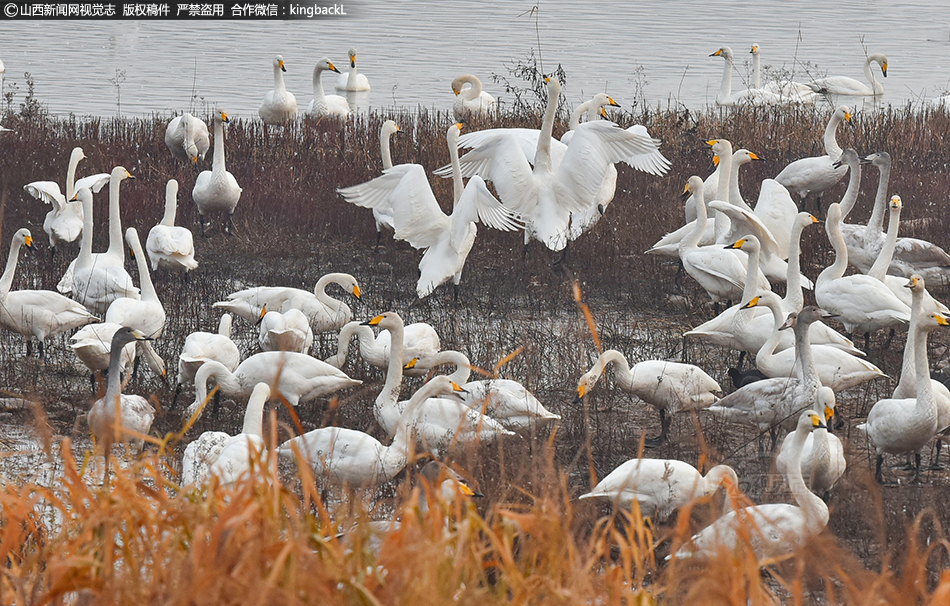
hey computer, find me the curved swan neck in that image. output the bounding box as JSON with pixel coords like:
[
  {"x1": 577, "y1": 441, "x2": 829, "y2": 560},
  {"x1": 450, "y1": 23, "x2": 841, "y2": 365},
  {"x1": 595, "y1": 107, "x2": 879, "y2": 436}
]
[
  {"x1": 534, "y1": 79, "x2": 560, "y2": 173},
  {"x1": 864, "y1": 56, "x2": 882, "y2": 94},
  {"x1": 329, "y1": 321, "x2": 361, "y2": 365},
  {"x1": 380, "y1": 127, "x2": 394, "y2": 170},
  {"x1": 195, "y1": 361, "x2": 243, "y2": 404},
  {"x1": 448, "y1": 126, "x2": 464, "y2": 207},
  {"x1": 783, "y1": 217, "x2": 808, "y2": 311},
  {"x1": 314, "y1": 275, "x2": 345, "y2": 312},
  {"x1": 569, "y1": 101, "x2": 590, "y2": 130},
  {"x1": 682, "y1": 180, "x2": 707, "y2": 251},
  {"x1": 823, "y1": 111, "x2": 845, "y2": 159},
  {"x1": 242, "y1": 389, "x2": 267, "y2": 437},
  {"x1": 0, "y1": 236, "x2": 23, "y2": 296},
  {"x1": 728, "y1": 153, "x2": 753, "y2": 212},
  {"x1": 597, "y1": 350, "x2": 633, "y2": 390},
  {"x1": 65, "y1": 148, "x2": 83, "y2": 200},
  {"x1": 756, "y1": 295, "x2": 787, "y2": 364},
  {"x1": 161, "y1": 180, "x2": 179, "y2": 226},
  {"x1": 819, "y1": 206, "x2": 849, "y2": 282},
  {"x1": 866, "y1": 157, "x2": 891, "y2": 237},
  {"x1": 127, "y1": 229, "x2": 157, "y2": 303},
  {"x1": 838, "y1": 155, "x2": 861, "y2": 219},
  {"x1": 787, "y1": 422, "x2": 829, "y2": 526},
  {"x1": 868, "y1": 202, "x2": 900, "y2": 280},
  {"x1": 424, "y1": 350, "x2": 472, "y2": 384},
  {"x1": 218, "y1": 314, "x2": 233, "y2": 337},
  {"x1": 376, "y1": 318, "x2": 406, "y2": 415},
  {"x1": 212, "y1": 115, "x2": 226, "y2": 173},
  {"x1": 312, "y1": 66, "x2": 326, "y2": 101}
]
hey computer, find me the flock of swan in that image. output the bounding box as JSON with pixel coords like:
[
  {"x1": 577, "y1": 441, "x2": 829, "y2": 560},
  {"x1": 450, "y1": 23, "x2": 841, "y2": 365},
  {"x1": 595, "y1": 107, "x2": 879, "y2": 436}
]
[{"x1": 3, "y1": 44, "x2": 950, "y2": 567}]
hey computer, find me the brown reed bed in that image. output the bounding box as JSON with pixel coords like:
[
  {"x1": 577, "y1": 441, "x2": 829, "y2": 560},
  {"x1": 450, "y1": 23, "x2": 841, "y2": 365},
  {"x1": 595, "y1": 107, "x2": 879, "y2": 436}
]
[{"x1": 2, "y1": 100, "x2": 950, "y2": 603}]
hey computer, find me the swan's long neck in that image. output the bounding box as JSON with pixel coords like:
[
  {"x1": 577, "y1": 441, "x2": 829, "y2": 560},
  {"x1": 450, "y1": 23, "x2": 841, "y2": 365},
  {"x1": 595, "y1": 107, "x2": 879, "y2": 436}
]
[
  {"x1": 786, "y1": 423, "x2": 830, "y2": 527},
  {"x1": 375, "y1": 320, "x2": 406, "y2": 417},
  {"x1": 386, "y1": 380, "x2": 450, "y2": 479},
  {"x1": 312, "y1": 67, "x2": 327, "y2": 102},
  {"x1": 212, "y1": 117, "x2": 226, "y2": 175},
  {"x1": 868, "y1": 203, "x2": 900, "y2": 281},
  {"x1": 534, "y1": 79, "x2": 560, "y2": 174},
  {"x1": 346, "y1": 62, "x2": 359, "y2": 89},
  {"x1": 218, "y1": 314, "x2": 233, "y2": 337},
  {"x1": 242, "y1": 391, "x2": 267, "y2": 437},
  {"x1": 327, "y1": 322, "x2": 360, "y2": 367},
  {"x1": 783, "y1": 218, "x2": 807, "y2": 312},
  {"x1": 739, "y1": 242, "x2": 760, "y2": 304},
  {"x1": 426, "y1": 350, "x2": 472, "y2": 384},
  {"x1": 756, "y1": 295, "x2": 787, "y2": 366},
  {"x1": 597, "y1": 350, "x2": 634, "y2": 391},
  {"x1": 380, "y1": 129, "x2": 394, "y2": 170},
  {"x1": 728, "y1": 155, "x2": 753, "y2": 212},
  {"x1": 129, "y1": 231, "x2": 158, "y2": 304},
  {"x1": 76, "y1": 192, "x2": 94, "y2": 269},
  {"x1": 104, "y1": 336, "x2": 128, "y2": 414},
  {"x1": 751, "y1": 50, "x2": 761, "y2": 89},
  {"x1": 838, "y1": 156, "x2": 861, "y2": 220},
  {"x1": 823, "y1": 111, "x2": 844, "y2": 160},
  {"x1": 794, "y1": 315, "x2": 820, "y2": 388},
  {"x1": 864, "y1": 57, "x2": 882, "y2": 94},
  {"x1": 702, "y1": 465, "x2": 740, "y2": 512},
  {"x1": 718, "y1": 54, "x2": 733, "y2": 101},
  {"x1": 819, "y1": 208, "x2": 849, "y2": 283},
  {"x1": 161, "y1": 182, "x2": 178, "y2": 226},
  {"x1": 0, "y1": 237, "x2": 23, "y2": 297},
  {"x1": 314, "y1": 275, "x2": 344, "y2": 313},
  {"x1": 460, "y1": 76, "x2": 481, "y2": 101},
  {"x1": 865, "y1": 159, "x2": 891, "y2": 239},
  {"x1": 569, "y1": 101, "x2": 590, "y2": 130},
  {"x1": 713, "y1": 144, "x2": 733, "y2": 239},
  {"x1": 106, "y1": 175, "x2": 124, "y2": 258},
  {"x1": 682, "y1": 184, "x2": 708, "y2": 251},
  {"x1": 894, "y1": 284, "x2": 923, "y2": 399},
  {"x1": 65, "y1": 149, "x2": 83, "y2": 200},
  {"x1": 273, "y1": 62, "x2": 286, "y2": 92},
  {"x1": 448, "y1": 127, "x2": 464, "y2": 208},
  {"x1": 912, "y1": 300, "x2": 937, "y2": 425},
  {"x1": 195, "y1": 361, "x2": 244, "y2": 408}
]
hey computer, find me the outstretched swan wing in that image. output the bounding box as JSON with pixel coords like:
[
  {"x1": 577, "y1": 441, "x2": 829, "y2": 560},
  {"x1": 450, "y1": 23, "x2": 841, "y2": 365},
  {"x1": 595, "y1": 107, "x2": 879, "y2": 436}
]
[
  {"x1": 24, "y1": 181, "x2": 66, "y2": 209},
  {"x1": 449, "y1": 176, "x2": 523, "y2": 250},
  {"x1": 75, "y1": 173, "x2": 111, "y2": 194}
]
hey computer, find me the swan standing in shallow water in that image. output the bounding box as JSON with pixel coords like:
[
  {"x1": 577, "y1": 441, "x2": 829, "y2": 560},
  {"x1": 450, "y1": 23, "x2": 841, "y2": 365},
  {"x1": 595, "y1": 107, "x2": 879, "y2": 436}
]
[
  {"x1": 164, "y1": 113, "x2": 210, "y2": 163},
  {"x1": 259, "y1": 55, "x2": 297, "y2": 124},
  {"x1": 577, "y1": 349, "x2": 720, "y2": 447},
  {"x1": 338, "y1": 123, "x2": 521, "y2": 298},
  {"x1": 24, "y1": 146, "x2": 110, "y2": 254},
  {"x1": 192, "y1": 108, "x2": 242, "y2": 236},
  {"x1": 710, "y1": 46, "x2": 783, "y2": 106},
  {"x1": 671, "y1": 411, "x2": 829, "y2": 563},
  {"x1": 0, "y1": 228, "x2": 97, "y2": 356},
  {"x1": 146, "y1": 179, "x2": 197, "y2": 271},
  {"x1": 212, "y1": 272, "x2": 360, "y2": 333},
  {"x1": 278, "y1": 375, "x2": 466, "y2": 488},
  {"x1": 580, "y1": 460, "x2": 739, "y2": 520},
  {"x1": 451, "y1": 74, "x2": 496, "y2": 120},
  {"x1": 335, "y1": 48, "x2": 370, "y2": 92},
  {"x1": 858, "y1": 276, "x2": 948, "y2": 483},
  {"x1": 807, "y1": 53, "x2": 888, "y2": 97},
  {"x1": 308, "y1": 58, "x2": 349, "y2": 117},
  {"x1": 750, "y1": 44, "x2": 818, "y2": 104}
]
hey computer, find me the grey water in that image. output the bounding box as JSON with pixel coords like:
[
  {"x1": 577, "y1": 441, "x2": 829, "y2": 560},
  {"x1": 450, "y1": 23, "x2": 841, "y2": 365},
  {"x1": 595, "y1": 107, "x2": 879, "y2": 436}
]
[{"x1": 0, "y1": 0, "x2": 948, "y2": 118}]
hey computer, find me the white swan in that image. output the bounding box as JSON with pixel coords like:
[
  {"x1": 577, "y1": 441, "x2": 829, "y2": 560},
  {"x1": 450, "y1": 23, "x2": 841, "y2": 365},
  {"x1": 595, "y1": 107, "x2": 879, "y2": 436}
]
[
  {"x1": 672, "y1": 411, "x2": 829, "y2": 563},
  {"x1": 678, "y1": 176, "x2": 770, "y2": 303},
  {"x1": 815, "y1": 202, "x2": 911, "y2": 336},
  {"x1": 192, "y1": 108, "x2": 242, "y2": 235},
  {"x1": 833, "y1": 148, "x2": 878, "y2": 273},
  {"x1": 451, "y1": 74, "x2": 496, "y2": 121},
  {"x1": 105, "y1": 228, "x2": 166, "y2": 340},
  {"x1": 24, "y1": 146, "x2": 110, "y2": 253},
  {"x1": 858, "y1": 275, "x2": 947, "y2": 482},
  {"x1": 369, "y1": 119, "x2": 400, "y2": 241},
  {"x1": 710, "y1": 46, "x2": 784, "y2": 106},
  {"x1": 0, "y1": 228, "x2": 97, "y2": 356},
  {"x1": 177, "y1": 313, "x2": 241, "y2": 388},
  {"x1": 58, "y1": 166, "x2": 135, "y2": 299},
  {"x1": 750, "y1": 44, "x2": 818, "y2": 104},
  {"x1": 308, "y1": 58, "x2": 350, "y2": 117},
  {"x1": 278, "y1": 375, "x2": 465, "y2": 488},
  {"x1": 186, "y1": 351, "x2": 360, "y2": 419},
  {"x1": 212, "y1": 272, "x2": 360, "y2": 332},
  {"x1": 868, "y1": 196, "x2": 950, "y2": 313},
  {"x1": 445, "y1": 77, "x2": 669, "y2": 251},
  {"x1": 338, "y1": 123, "x2": 521, "y2": 298},
  {"x1": 259, "y1": 54, "x2": 297, "y2": 124},
  {"x1": 365, "y1": 313, "x2": 513, "y2": 454},
  {"x1": 325, "y1": 319, "x2": 440, "y2": 375},
  {"x1": 856, "y1": 152, "x2": 950, "y2": 284},
  {"x1": 88, "y1": 327, "x2": 156, "y2": 458},
  {"x1": 580, "y1": 460, "x2": 739, "y2": 521},
  {"x1": 577, "y1": 349, "x2": 720, "y2": 446},
  {"x1": 164, "y1": 113, "x2": 210, "y2": 163},
  {"x1": 775, "y1": 106, "x2": 852, "y2": 207},
  {"x1": 335, "y1": 48, "x2": 371, "y2": 92},
  {"x1": 205, "y1": 383, "x2": 272, "y2": 486},
  {"x1": 776, "y1": 387, "x2": 845, "y2": 494},
  {"x1": 146, "y1": 179, "x2": 198, "y2": 271},
  {"x1": 747, "y1": 292, "x2": 884, "y2": 392},
  {"x1": 407, "y1": 349, "x2": 560, "y2": 431},
  {"x1": 707, "y1": 306, "x2": 825, "y2": 437},
  {"x1": 806, "y1": 53, "x2": 887, "y2": 97},
  {"x1": 257, "y1": 307, "x2": 313, "y2": 353},
  {"x1": 709, "y1": 203, "x2": 807, "y2": 286}
]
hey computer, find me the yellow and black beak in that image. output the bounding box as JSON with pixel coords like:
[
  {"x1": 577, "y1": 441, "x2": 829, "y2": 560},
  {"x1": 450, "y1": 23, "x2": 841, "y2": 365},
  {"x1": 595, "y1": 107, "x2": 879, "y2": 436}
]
[
  {"x1": 279, "y1": 59, "x2": 286, "y2": 72},
  {"x1": 607, "y1": 96, "x2": 621, "y2": 108},
  {"x1": 577, "y1": 384, "x2": 587, "y2": 399},
  {"x1": 710, "y1": 49, "x2": 723, "y2": 57},
  {"x1": 221, "y1": 111, "x2": 230, "y2": 123},
  {"x1": 726, "y1": 238, "x2": 746, "y2": 250},
  {"x1": 742, "y1": 295, "x2": 761, "y2": 310},
  {"x1": 935, "y1": 314, "x2": 950, "y2": 327},
  {"x1": 362, "y1": 314, "x2": 384, "y2": 326},
  {"x1": 680, "y1": 183, "x2": 692, "y2": 202},
  {"x1": 455, "y1": 122, "x2": 465, "y2": 132},
  {"x1": 811, "y1": 413, "x2": 827, "y2": 429},
  {"x1": 905, "y1": 276, "x2": 919, "y2": 289},
  {"x1": 328, "y1": 61, "x2": 340, "y2": 74},
  {"x1": 748, "y1": 152, "x2": 762, "y2": 161},
  {"x1": 881, "y1": 62, "x2": 887, "y2": 77},
  {"x1": 256, "y1": 304, "x2": 267, "y2": 325},
  {"x1": 405, "y1": 358, "x2": 419, "y2": 370},
  {"x1": 352, "y1": 285, "x2": 361, "y2": 299},
  {"x1": 24, "y1": 235, "x2": 34, "y2": 250}
]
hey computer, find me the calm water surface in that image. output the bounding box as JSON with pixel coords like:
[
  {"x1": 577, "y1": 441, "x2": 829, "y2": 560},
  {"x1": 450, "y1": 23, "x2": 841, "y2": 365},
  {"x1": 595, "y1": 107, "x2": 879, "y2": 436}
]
[{"x1": 0, "y1": 1, "x2": 948, "y2": 118}]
